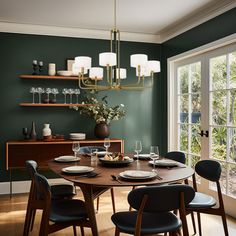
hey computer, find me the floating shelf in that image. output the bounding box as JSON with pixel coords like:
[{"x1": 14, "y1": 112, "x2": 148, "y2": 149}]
[
  {"x1": 19, "y1": 103, "x2": 94, "y2": 107},
  {"x1": 19, "y1": 74, "x2": 80, "y2": 81}
]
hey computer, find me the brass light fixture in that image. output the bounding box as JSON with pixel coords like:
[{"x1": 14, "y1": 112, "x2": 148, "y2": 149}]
[{"x1": 73, "y1": 0, "x2": 160, "y2": 91}]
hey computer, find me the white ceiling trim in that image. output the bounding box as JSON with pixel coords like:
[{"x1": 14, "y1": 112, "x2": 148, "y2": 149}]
[
  {"x1": 0, "y1": 22, "x2": 161, "y2": 44},
  {"x1": 160, "y1": 0, "x2": 236, "y2": 42}
]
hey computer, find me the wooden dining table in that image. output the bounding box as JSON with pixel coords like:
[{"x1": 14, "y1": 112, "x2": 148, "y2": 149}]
[{"x1": 48, "y1": 155, "x2": 194, "y2": 236}]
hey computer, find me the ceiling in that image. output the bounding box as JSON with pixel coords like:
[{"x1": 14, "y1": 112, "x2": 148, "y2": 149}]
[{"x1": 0, "y1": 0, "x2": 235, "y2": 43}]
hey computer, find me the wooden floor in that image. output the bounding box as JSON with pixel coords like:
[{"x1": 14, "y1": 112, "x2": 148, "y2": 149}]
[{"x1": 0, "y1": 187, "x2": 236, "y2": 236}]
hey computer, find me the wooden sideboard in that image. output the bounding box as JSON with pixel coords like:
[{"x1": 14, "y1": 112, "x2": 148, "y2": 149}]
[{"x1": 6, "y1": 139, "x2": 124, "y2": 170}]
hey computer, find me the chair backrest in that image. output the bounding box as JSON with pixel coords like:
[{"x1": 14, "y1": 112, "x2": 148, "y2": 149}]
[
  {"x1": 165, "y1": 151, "x2": 186, "y2": 164},
  {"x1": 128, "y1": 184, "x2": 195, "y2": 213},
  {"x1": 79, "y1": 146, "x2": 105, "y2": 154},
  {"x1": 34, "y1": 172, "x2": 51, "y2": 201},
  {"x1": 195, "y1": 159, "x2": 221, "y2": 182},
  {"x1": 25, "y1": 160, "x2": 38, "y2": 179}
]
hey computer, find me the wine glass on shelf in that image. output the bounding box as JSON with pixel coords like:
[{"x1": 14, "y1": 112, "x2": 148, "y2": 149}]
[
  {"x1": 62, "y1": 88, "x2": 68, "y2": 104},
  {"x1": 104, "y1": 138, "x2": 110, "y2": 154},
  {"x1": 68, "y1": 88, "x2": 74, "y2": 104},
  {"x1": 72, "y1": 141, "x2": 80, "y2": 159},
  {"x1": 135, "y1": 140, "x2": 142, "y2": 161},
  {"x1": 45, "y1": 88, "x2": 52, "y2": 103},
  {"x1": 22, "y1": 127, "x2": 29, "y2": 140},
  {"x1": 150, "y1": 146, "x2": 159, "y2": 172},
  {"x1": 36, "y1": 87, "x2": 45, "y2": 104},
  {"x1": 30, "y1": 87, "x2": 36, "y2": 104},
  {"x1": 51, "y1": 88, "x2": 59, "y2": 103},
  {"x1": 74, "y1": 89, "x2": 80, "y2": 104}
]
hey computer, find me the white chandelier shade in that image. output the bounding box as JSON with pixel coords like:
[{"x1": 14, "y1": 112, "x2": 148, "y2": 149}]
[{"x1": 99, "y1": 52, "x2": 117, "y2": 66}]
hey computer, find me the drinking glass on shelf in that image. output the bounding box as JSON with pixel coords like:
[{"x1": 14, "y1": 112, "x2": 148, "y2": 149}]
[
  {"x1": 104, "y1": 138, "x2": 110, "y2": 153},
  {"x1": 68, "y1": 88, "x2": 74, "y2": 104},
  {"x1": 150, "y1": 146, "x2": 159, "y2": 172},
  {"x1": 62, "y1": 88, "x2": 68, "y2": 104},
  {"x1": 74, "y1": 89, "x2": 80, "y2": 104},
  {"x1": 72, "y1": 141, "x2": 80, "y2": 158},
  {"x1": 45, "y1": 88, "x2": 52, "y2": 103},
  {"x1": 135, "y1": 140, "x2": 142, "y2": 161},
  {"x1": 30, "y1": 87, "x2": 36, "y2": 104},
  {"x1": 36, "y1": 87, "x2": 45, "y2": 103},
  {"x1": 51, "y1": 88, "x2": 59, "y2": 103}
]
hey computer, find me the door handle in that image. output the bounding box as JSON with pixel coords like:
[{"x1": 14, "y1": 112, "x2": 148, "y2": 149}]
[{"x1": 199, "y1": 130, "x2": 209, "y2": 137}]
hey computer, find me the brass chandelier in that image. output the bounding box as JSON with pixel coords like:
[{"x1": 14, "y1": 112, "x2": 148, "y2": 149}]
[{"x1": 73, "y1": 0, "x2": 160, "y2": 91}]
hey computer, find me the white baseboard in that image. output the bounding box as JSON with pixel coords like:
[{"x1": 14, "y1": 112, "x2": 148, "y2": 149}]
[{"x1": 0, "y1": 178, "x2": 72, "y2": 195}]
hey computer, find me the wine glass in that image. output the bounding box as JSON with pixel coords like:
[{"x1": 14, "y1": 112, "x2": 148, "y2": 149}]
[
  {"x1": 72, "y1": 142, "x2": 80, "y2": 158},
  {"x1": 36, "y1": 87, "x2": 45, "y2": 103},
  {"x1": 45, "y1": 88, "x2": 52, "y2": 103},
  {"x1": 74, "y1": 89, "x2": 80, "y2": 104},
  {"x1": 150, "y1": 146, "x2": 159, "y2": 172},
  {"x1": 30, "y1": 87, "x2": 36, "y2": 104},
  {"x1": 135, "y1": 141, "x2": 142, "y2": 161},
  {"x1": 22, "y1": 127, "x2": 29, "y2": 140},
  {"x1": 68, "y1": 88, "x2": 74, "y2": 104},
  {"x1": 51, "y1": 88, "x2": 59, "y2": 103},
  {"x1": 62, "y1": 88, "x2": 68, "y2": 104},
  {"x1": 104, "y1": 138, "x2": 110, "y2": 153}
]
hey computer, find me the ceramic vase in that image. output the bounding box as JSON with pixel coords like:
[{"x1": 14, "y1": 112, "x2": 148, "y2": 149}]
[
  {"x1": 30, "y1": 121, "x2": 37, "y2": 140},
  {"x1": 94, "y1": 122, "x2": 110, "y2": 139},
  {"x1": 42, "y1": 124, "x2": 52, "y2": 138}
]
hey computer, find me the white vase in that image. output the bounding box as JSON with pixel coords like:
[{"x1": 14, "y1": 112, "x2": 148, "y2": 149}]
[
  {"x1": 42, "y1": 124, "x2": 52, "y2": 137},
  {"x1": 48, "y1": 63, "x2": 56, "y2": 76}
]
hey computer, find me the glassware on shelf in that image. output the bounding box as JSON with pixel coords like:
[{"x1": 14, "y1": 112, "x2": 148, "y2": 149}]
[
  {"x1": 36, "y1": 87, "x2": 45, "y2": 103},
  {"x1": 74, "y1": 89, "x2": 80, "y2": 104},
  {"x1": 30, "y1": 87, "x2": 36, "y2": 104},
  {"x1": 32, "y1": 60, "x2": 38, "y2": 75},
  {"x1": 45, "y1": 88, "x2": 52, "y2": 103},
  {"x1": 72, "y1": 141, "x2": 80, "y2": 158},
  {"x1": 134, "y1": 140, "x2": 142, "y2": 161},
  {"x1": 38, "y1": 61, "x2": 43, "y2": 74},
  {"x1": 51, "y1": 88, "x2": 59, "y2": 103},
  {"x1": 62, "y1": 88, "x2": 69, "y2": 104},
  {"x1": 68, "y1": 89, "x2": 75, "y2": 104}
]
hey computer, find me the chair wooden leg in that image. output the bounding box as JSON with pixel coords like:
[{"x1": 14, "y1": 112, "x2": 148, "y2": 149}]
[
  {"x1": 96, "y1": 197, "x2": 99, "y2": 213},
  {"x1": 190, "y1": 212, "x2": 196, "y2": 235},
  {"x1": 115, "y1": 227, "x2": 120, "y2": 236},
  {"x1": 110, "y1": 188, "x2": 116, "y2": 214},
  {"x1": 73, "y1": 225, "x2": 77, "y2": 236},
  {"x1": 197, "y1": 212, "x2": 202, "y2": 236},
  {"x1": 23, "y1": 207, "x2": 33, "y2": 236},
  {"x1": 221, "y1": 212, "x2": 229, "y2": 236},
  {"x1": 30, "y1": 209, "x2": 36, "y2": 231},
  {"x1": 80, "y1": 226, "x2": 85, "y2": 236}
]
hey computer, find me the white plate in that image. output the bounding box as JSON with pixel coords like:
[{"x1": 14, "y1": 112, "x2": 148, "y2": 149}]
[
  {"x1": 62, "y1": 166, "x2": 94, "y2": 174},
  {"x1": 134, "y1": 154, "x2": 158, "y2": 159},
  {"x1": 54, "y1": 155, "x2": 81, "y2": 162},
  {"x1": 69, "y1": 133, "x2": 86, "y2": 137},
  {"x1": 149, "y1": 159, "x2": 179, "y2": 167},
  {"x1": 95, "y1": 151, "x2": 112, "y2": 156},
  {"x1": 119, "y1": 170, "x2": 157, "y2": 180},
  {"x1": 57, "y1": 70, "x2": 73, "y2": 76},
  {"x1": 70, "y1": 137, "x2": 86, "y2": 140}
]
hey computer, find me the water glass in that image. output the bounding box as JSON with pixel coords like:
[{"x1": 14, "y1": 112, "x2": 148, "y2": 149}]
[
  {"x1": 72, "y1": 141, "x2": 80, "y2": 158},
  {"x1": 104, "y1": 138, "x2": 110, "y2": 153},
  {"x1": 150, "y1": 146, "x2": 159, "y2": 172},
  {"x1": 135, "y1": 140, "x2": 142, "y2": 161},
  {"x1": 91, "y1": 149, "x2": 98, "y2": 166},
  {"x1": 62, "y1": 88, "x2": 68, "y2": 104}
]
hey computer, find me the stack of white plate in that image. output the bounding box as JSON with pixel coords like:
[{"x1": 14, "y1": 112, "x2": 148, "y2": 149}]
[{"x1": 69, "y1": 133, "x2": 86, "y2": 140}]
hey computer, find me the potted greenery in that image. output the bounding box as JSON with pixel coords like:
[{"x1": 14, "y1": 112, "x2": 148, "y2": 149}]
[{"x1": 72, "y1": 95, "x2": 125, "y2": 139}]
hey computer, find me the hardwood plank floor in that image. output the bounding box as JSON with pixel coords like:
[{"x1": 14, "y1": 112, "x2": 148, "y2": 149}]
[{"x1": 0, "y1": 187, "x2": 236, "y2": 235}]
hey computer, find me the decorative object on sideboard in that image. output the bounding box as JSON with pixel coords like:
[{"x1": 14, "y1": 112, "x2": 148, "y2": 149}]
[
  {"x1": 71, "y1": 94, "x2": 125, "y2": 139},
  {"x1": 72, "y1": 0, "x2": 160, "y2": 91},
  {"x1": 30, "y1": 121, "x2": 37, "y2": 140},
  {"x1": 22, "y1": 127, "x2": 30, "y2": 140},
  {"x1": 42, "y1": 124, "x2": 52, "y2": 140},
  {"x1": 48, "y1": 63, "x2": 56, "y2": 76}
]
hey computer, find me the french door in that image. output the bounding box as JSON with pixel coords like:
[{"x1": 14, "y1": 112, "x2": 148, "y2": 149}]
[{"x1": 170, "y1": 43, "x2": 236, "y2": 215}]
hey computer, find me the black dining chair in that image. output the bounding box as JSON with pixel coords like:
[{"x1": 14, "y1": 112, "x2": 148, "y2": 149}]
[
  {"x1": 79, "y1": 146, "x2": 116, "y2": 213},
  {"x1": 187, "y1": 159, "x2": 229, "y2": 236},
  {"x1": 33, "y1": 172, "x2": 91, "y2": 235},
  {"x1": 23, "y1": 160, "x2": 76, "y2": 236},
  {"x1": 111, "y1": 184, "x2": 195, "y2": 236}
]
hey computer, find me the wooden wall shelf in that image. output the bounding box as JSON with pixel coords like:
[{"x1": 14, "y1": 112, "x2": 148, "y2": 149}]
[
  {"x1": 19, "y1": 103, "x2": 93, "y2": 107},
  {"x1": 19, "y1": 74, "x2": 80, "y2": 81}
]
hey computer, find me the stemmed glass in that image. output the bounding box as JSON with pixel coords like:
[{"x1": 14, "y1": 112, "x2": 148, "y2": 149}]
[
  {"x1": 150, "y1": 146, "x2": 159, "y2": 172},
  {"x1": 45, "y1": 88, "x2": 52, "y2": 103},
  {"x1": 51, "y1": 88, "x2": 59, "y2": 103},
  {"x1": 62, "y1": 88, "x2": 68, "y2": 104},
  {"x1": 36, "y1": 87, "x2": 45, "y2": 103},
  {"x1": 30, "y1": 87, "x2": 36, "y2": 104},
  {"x1": 72, "y1": 142, "x2": 80, "y2": 159},
  {"x1": 68, "y1": 89, "x2": 74, "y2": 104},
  {"x1": 135, "y1": 141, "x2": 142, "y2": 161},
  {"x1": 74, "y1": 89, "x2": 80, "y2": 104},
  {"x1": 104, "y1": 138, "x2": 110, "y2": 154}
]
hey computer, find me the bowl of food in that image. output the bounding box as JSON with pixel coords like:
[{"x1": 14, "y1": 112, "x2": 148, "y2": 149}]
[{"x1": 99, "y1": 153, "x2": 133, "y2": 166}]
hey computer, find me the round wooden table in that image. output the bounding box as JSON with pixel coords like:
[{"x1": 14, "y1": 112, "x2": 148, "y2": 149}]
[{"x1": 48, "y1": 155, "x2": 194, "y2": 236}]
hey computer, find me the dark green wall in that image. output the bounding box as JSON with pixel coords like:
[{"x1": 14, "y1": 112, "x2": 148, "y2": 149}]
[
  {"x1": 0, "y1": 33, "x2": 162, "y2": 182},
  {"x1": 161, "y1": 7, "x2": 236, "y2": 153}
]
